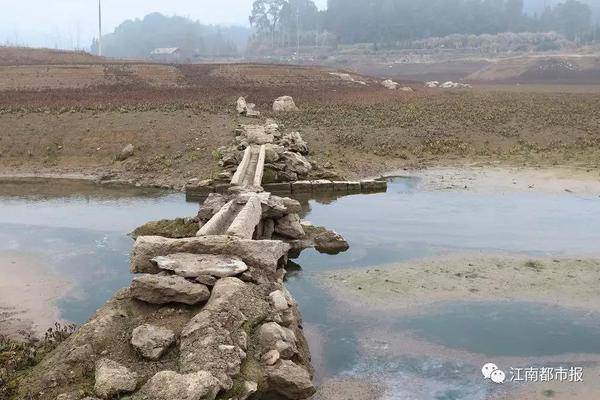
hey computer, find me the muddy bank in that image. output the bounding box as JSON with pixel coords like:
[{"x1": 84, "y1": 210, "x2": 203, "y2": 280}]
[
  {"x1": 321, "y1": 254, "x2": 600, "y2": 312},
  {"x1": 407, "y1": 166, "x2": 600, "y2": 196},
  {"x1": 0, "y1": 251, "x2": 71, "y2": 339}
]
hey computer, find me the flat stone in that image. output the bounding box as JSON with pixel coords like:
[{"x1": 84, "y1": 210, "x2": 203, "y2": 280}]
[
  {"x1": 131, "y1": 324, "x2": 176, "y2": 361},
  {"x1": 94, "y1": 359, "x2": 137, "y2": 399},
  {"x1": 263, "y1": 182, "x2": 292, "y2": 193},
  {"x1": 332, "y1": 181, "x2": 349, "y2": 192},
  {"x1": 152, "y1": 253, "x2": 248, "y2": 278},
  {"x1": 291, "y1": 181, "x2": 313, "y2": 193},
  {"x1": 130, "y1": 274, "x2": 210, "y2": 305},
  {"x1": 132, "y1": 370, "x2": 221, "y2": 400},
  {"x1": 131, "y1": 236, "x2": 290, "y2": 275},
  {"x1": 312, "y1": 180, "x2": 334, "y2": 192},
  {"x1": 347, "y1": 181, "x2": 362, "y2": 192},
  {"x1": 361, "y1": 180, "x2": 387, "y2": 192}
]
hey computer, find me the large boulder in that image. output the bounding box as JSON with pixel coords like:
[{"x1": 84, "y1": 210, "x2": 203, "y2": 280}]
[
  {"x1": 130, "y1": 274, "x2": 210, "y2": 305},
  {"x1": 133, "y1": 370, "x2": 221, "y2": 400},
  {"x1": 131, "y1": 324, "x2": 176, "y2": 361},
  {"x1": 130, "y1": 236, "x2": 290, "y2": 275},
  {"x1": 273, "y1": 96, "x2": 299, "y2": 113},
  {"x1": 281, "y1": 152, "x2": 312, "y2": 176},
  {"x1": 265, "y1": 360, "x2": 315, "y2": 399},
  {"x1": 152, "y1": 253, "x2": 248, "y2": 278},
  {"x1": 275, "y1": 214, "x2": 305, "y2": 240},
  {"x1": 94, "y1": 359, "x2": 137, "y2": 399}
]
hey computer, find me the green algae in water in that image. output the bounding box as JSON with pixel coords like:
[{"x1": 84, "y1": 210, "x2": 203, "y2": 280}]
[{"x1": 398, "y1": 301, "x2": 600, "y2": 357}]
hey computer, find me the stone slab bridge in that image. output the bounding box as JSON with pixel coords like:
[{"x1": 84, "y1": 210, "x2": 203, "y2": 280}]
[{"x1": 14, "y1": 122, "x2": 386, "y2": 400}]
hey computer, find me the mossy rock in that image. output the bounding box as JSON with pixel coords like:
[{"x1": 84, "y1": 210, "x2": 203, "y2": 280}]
[{"x1": 131, "y1": 218, "x2": 198, "y2": 239}]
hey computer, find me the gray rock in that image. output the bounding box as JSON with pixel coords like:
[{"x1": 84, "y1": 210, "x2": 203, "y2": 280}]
[
  {"x1": 152, "y1": 253, "x2": 248, "y2": 278},
  {"x1": 236, "y1": 97, "x2": 248, "y2": 114},
  {"x1": 239, "y1": 381, "x2": 258, "y2": 400},
  {"x1": 275, "y1": 214, "x2": 305, "y2": 240},
  {"x1": 269, "y1": 290, "x2": 289, "y2": 311},
  {"x1": 65, "y1": 343, "x2": 94, "y2": 364},
  {"x1": 257, "y1": 322, "x2": 298, "y2": 359},
  {"x1": 266, "y1": 360, "x2": 316, "y2": 399},
  {"x1": 94, "y1": 359, "x2": 137, "y2": 399},
  {"x1": 195, "y1": 274, "x2": 218, "y2": 286},
  {"x1": 273, "y1": 96, "x2": 299, "y2": 113},
  {"x1": 133, "y1": 370, "x2": 221, "y2": 400},
  {"x1": 117, "y1": 144, "x2": 134, "y2": 161},
  {"x1": 261, "y1": 349, "x2": 281, "y2": 366},
  {"x1": 281, "y1": 152, "x2": 312, "y2": 176},
  {"x1": 130, "y1": 274, "x2": 210, "y2": 305},
  {"x1": 279, "y1": 132, "x2": 309, "y2": 155},
  {"x1": 198, "y1": 193, "x2": 228, "y2": 221},
  {"x1": 131, "y1": 324, "x2": 175, "y2": 361},
  {"x1": 264, "y1": 144, "x2": 286, "y2": 163},
  {"x1": 242, "y1": 124, "x2": 274, "y2": 145},
  {"x1": 180, "y1": 278, "x2": 254, "y2": 390}
]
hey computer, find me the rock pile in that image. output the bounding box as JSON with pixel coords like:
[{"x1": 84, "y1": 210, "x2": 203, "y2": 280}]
[
  {"x1": 16, "y1": 185, "x2": 351, "y2": 400},
  {"x1": 215, "y1": 120, "x2": 336, "y2": 186},
  {"x1": 195, "y1": 191, "x2": 349, "y2": 255},
  {"x1": 425, "y1": 80, "x2": 472, "y2": 89},
  {"x1": 236, "y1": 97, "x2": 261, "y2": 118}
]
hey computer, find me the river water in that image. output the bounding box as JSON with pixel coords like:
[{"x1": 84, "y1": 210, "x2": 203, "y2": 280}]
[{"x1": 1, "y1": 177, "x2": 599, "y2": 399}]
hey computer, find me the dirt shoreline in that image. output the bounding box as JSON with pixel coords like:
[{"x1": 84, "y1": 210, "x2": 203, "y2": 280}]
[{"x1": 0, "y1": 251, "x2": 71, "y2": 340}]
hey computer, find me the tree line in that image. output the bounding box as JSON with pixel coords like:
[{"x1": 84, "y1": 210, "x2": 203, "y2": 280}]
[
  {"x1": 91, "y1": 13, "x2": 250, "y2": 60},
  {"x1": 249, "y1": 0, "x2": 599, "y2": 48}
]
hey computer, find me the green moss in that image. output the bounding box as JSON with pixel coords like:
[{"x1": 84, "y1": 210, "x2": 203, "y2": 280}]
[{"x1": 131, "y1": 218, "x2": 198, "y2": 239}]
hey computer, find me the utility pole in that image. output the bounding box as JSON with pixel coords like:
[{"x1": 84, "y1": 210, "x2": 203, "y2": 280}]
[
  {"x1": 98, "y1": 0, "x2": 102, "y2": 56},
  {"x1": 296, "y1": 4, "x2": 300, "y2": 55}
]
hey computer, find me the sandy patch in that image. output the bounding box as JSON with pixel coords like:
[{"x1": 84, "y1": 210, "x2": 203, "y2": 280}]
[
  {"x1": 320, "y1": 253, "x2": 600, "y2": 313},
  {"x1": 310, "y1": 377, "x2": 384, "y2": 400},
  {"x1": 405, "y1": 166, "x2": 600, "y2": 196},
  {"x1": 0, "y1": 251, "x2": 71, "y2": 339}
]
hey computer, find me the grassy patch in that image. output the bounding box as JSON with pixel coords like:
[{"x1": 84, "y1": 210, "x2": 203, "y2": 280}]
[
  {"x1": 0, "y1": 323, "x2": 76, "y2": 399},
  {"x1": 524, "y1": 260, "x2": 544, "y2": 272}
]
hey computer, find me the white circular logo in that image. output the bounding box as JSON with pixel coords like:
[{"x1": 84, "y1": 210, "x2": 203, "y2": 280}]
[
  {"x1": 491, "y1": 369, "x2": 507, "y2": 384},
  {"x1": 482, "y1": 363, "x2": 499, "y2": 379}
]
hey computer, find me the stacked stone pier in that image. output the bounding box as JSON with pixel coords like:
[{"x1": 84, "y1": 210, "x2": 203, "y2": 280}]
[{"x1": 15, "y1": 107, "x2": 360, "y2": 400}]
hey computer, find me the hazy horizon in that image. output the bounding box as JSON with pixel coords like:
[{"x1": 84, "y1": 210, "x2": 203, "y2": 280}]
[{"x1": 0, "y1": 0, "x2": 328, "y2": 50}]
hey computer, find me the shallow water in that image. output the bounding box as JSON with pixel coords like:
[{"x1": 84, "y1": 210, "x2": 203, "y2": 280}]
[
  {"x1": 0, "y1": 178, "x2": 198, "y2": 322},
  {"x1": 1, "y1": 177, "x2": 600, "y2": 399},
  {"x1": 288, "y1": 177, "x2": 600, "y2": 399}
]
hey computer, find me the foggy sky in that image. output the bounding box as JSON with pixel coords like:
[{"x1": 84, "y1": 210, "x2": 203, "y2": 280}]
[{"x1": 0, "y1": 0, "x2": 328, "y2": 50}]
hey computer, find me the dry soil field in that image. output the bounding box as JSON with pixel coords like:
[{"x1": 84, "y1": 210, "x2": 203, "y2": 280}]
[{"x1": 1, "y1": 48, "x2": 599, "y2": 188}]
